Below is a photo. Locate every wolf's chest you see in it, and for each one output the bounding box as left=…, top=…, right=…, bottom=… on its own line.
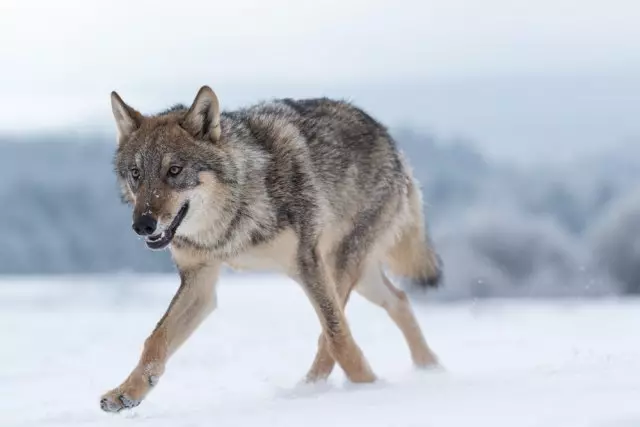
left=225, top=229, right=298, bottom=276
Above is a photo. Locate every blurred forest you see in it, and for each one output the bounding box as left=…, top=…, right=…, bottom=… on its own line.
left=1, top=128, right=639, bottom=299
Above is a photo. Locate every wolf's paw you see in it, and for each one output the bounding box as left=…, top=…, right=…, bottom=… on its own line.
left=413, top=352, right=440, bottom=369
left=100, top=392, right=141, bottom=413
left=414, top=355, right=445, bottom=373
left=100, top=372, right=157, bottom=413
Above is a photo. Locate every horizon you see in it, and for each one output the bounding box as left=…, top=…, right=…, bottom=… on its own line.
left=2, top=0, right=640, bottom=162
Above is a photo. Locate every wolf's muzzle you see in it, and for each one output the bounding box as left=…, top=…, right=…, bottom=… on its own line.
left=144, top=202, right=189, bottom=251
left=132, top=214, right=157, bottom=236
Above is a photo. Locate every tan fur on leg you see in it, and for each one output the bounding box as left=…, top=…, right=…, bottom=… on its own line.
left=100, top=261, right=220, bottom=412
left=299, top=247, right=376, bottom=383
left=305, top=274, right=357, bottom=382
left=356, top=265, right=439, bottom=368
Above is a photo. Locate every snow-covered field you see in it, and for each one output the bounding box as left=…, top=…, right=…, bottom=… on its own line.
left=1, top=274, right=639, bottom=427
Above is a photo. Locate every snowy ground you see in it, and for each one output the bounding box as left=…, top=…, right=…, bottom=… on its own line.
left=1, top=274, right=639, bottom=427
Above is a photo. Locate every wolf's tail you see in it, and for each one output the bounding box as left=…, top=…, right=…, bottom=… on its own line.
left=386, top=176, right=443, bottom=288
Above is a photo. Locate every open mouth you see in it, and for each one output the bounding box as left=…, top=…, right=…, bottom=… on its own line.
left=145, top=202, right=189, bottom=250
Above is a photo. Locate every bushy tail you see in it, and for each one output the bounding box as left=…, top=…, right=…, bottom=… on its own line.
left=386, top=178, right=443, bottom=288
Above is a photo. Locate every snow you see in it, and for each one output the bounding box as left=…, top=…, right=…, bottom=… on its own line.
left=1, top=274, right=639, bottom=427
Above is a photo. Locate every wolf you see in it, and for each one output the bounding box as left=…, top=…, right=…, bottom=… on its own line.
left=100, top=86, right=443, bottom=412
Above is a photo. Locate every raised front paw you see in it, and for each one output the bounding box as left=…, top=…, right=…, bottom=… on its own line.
left=100, top=391, right=141, bottom=413
left=100, top=371, right=159, bottom=413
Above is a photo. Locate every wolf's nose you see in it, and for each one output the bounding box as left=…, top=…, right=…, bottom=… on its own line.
left=132, top=214, right=158, bottom=236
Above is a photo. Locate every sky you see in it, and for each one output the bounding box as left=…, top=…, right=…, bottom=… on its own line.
left=1, top=0, right=639, bottom=161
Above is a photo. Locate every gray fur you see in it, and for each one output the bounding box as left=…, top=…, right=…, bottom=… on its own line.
left=102, top=88, right=443, bottom=410
left=113, top=92, right=441, bottom=287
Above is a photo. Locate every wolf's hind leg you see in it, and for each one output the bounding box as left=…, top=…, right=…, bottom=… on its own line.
left=356, top=265, right=439, bottom=368
left=100, top=262, right=220, bottom=413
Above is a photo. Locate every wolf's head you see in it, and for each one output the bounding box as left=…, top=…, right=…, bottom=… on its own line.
left=111, top=86, right=233, bottom=251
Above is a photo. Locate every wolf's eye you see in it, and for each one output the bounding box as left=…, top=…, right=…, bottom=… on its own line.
left=130, top=168, right=140, bottom=180
left=168, top=166, right=183, bottom=177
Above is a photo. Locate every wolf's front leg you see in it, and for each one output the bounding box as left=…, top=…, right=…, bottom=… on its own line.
left=100, top=262, right=220, bottom=413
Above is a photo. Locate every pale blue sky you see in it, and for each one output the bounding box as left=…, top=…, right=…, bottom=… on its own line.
left=1, top=0, right=639, bottom=161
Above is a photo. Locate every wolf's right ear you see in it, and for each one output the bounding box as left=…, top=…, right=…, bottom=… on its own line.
left=181, top=86, right=221, bottom=143
left=110, top=91, right=142, bottom=141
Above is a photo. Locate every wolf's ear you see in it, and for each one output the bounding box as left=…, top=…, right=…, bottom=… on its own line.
left=181, top=86, right=221, bottom=143
left=110, top=91, right=142, bottom=141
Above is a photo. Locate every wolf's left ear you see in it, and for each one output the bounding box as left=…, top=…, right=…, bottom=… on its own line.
left=110, top=91, right=142, bottom=141
left=181, top=86, right=221, bottom=143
